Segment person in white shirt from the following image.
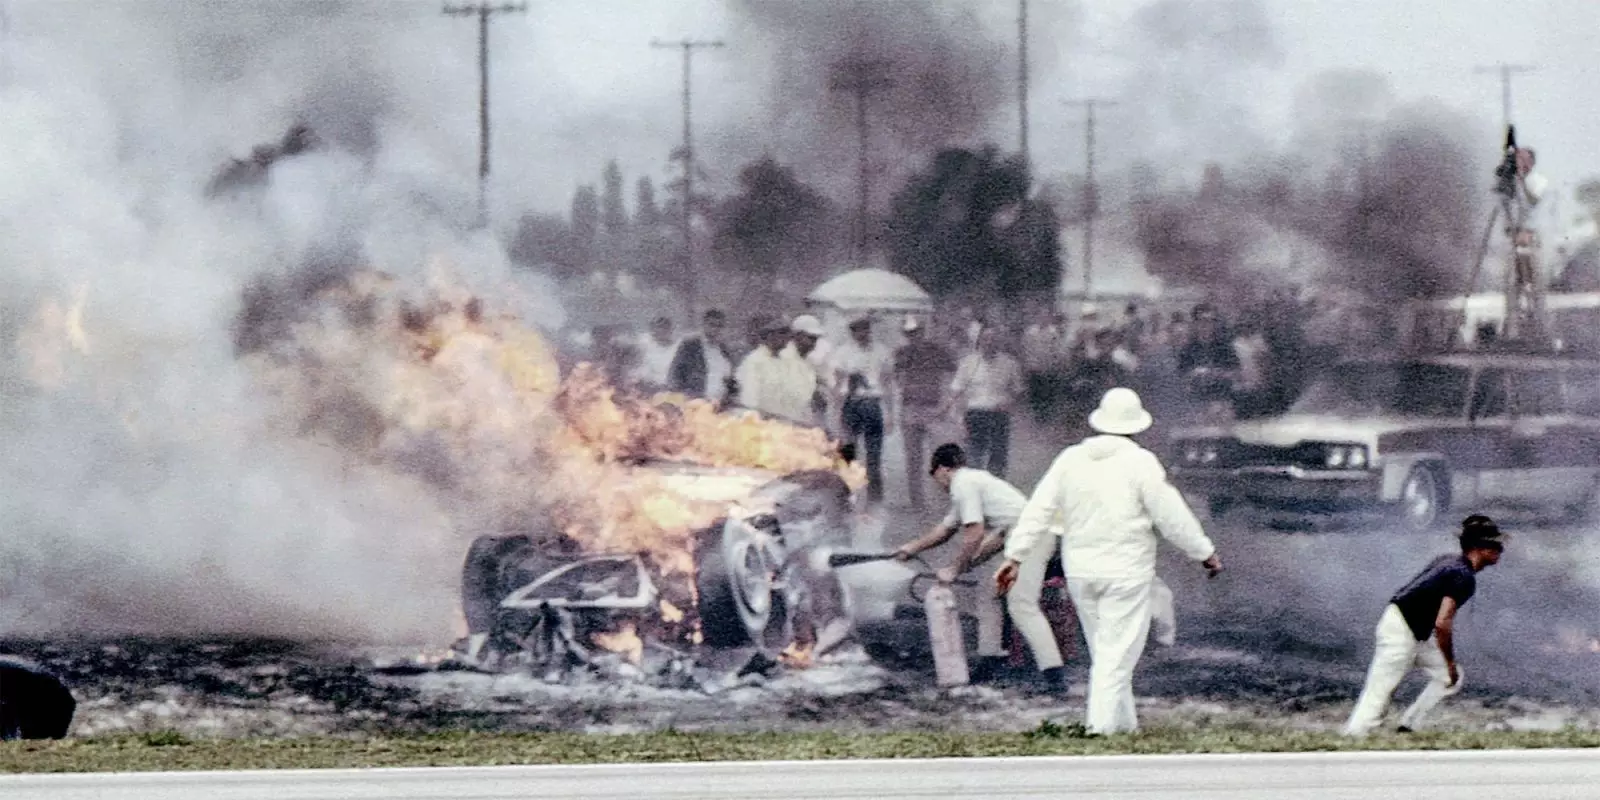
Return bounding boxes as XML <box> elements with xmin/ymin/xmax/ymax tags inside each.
<box><xmin>894</xmin><ymin>443</ymin><xmax>1067</xmax><ymax>690</ymax></box>
<box><xmin>832</xmin><ymin>316</ymin><xmax>896</xmax><ymax>501</ymax></box>
<box><xmin>996</xmin><ymin>388</ymin><xmax>1223</xmax><ymax>735</ymax></box>
<box><xmin>630</xmin><ymin>316</ymin><xmax>680</xmax><ymax>392</ymax></box>
<box><xmin>736</xmin><ymin>318</ymin><xmax>815</xmax><ymax>424</ymax></box>
<box><xmin>946</xmin><ymin>326</ymin><xmax>1025</xmax><ymax>477</ymax></box>
<box><xmin>785</xmin><ymin>315</ymin><xmax>832</xmax><ymax>429</ymax></box>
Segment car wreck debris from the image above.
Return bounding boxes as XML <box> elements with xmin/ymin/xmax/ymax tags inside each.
<box><xmin>205</xmin><ymin>123</ymin><xmax>320</xmax><ymax>198</ymax></box>
<box><xmin>0</xmin><ymin>657</ymin><xmax>75</xmax><ymax>740</ymax></box>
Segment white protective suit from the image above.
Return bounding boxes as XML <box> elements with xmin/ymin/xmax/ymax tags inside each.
<box><xmin>1005</xmin><ymin>434</ymin><xmax>1215</xmax><ymax>734</ymax></box>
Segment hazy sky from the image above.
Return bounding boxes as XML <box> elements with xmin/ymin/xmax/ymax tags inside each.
<box><xmin>475</xmin><ymin>0</ymin><xmax>1599</xmax><ymax>217</ymax></box>
<box><xmin>3</xmin><ymin>0</ymin><xmax>1595</xmax><ymax>222</ymax></box>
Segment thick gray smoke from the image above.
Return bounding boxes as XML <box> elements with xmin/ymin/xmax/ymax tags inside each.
<box><xmin>0</xmin><ymin>1</ymin><xmax>560</xmax><ymax>641</ymax></box>
<box><xmin>1105</xmin><ymin>0</ymin><xmax>1599</xmax><ymax>701</ymax></box>
<box><xmin>725</xmin><ymin>0</ymin><xmax>1022</xmax><ymax>204</ymax></box>
<box><xmin>1108</xmin><ymin>1</ymin><xmax>1489</xmax><ymax>302</ymax></box>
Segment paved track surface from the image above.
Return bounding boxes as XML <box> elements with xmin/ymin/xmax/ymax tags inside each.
<box><xmin>4</xmin><ymin>749</ymin><xmax>1600</xmax><ymax>799</ymax></box>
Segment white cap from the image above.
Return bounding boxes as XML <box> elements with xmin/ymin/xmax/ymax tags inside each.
<box><xmin>1087</xmin><ymin>387</ymin><xmax>1154</xmax><ymax>436</ymax></box>
<box><xmin>791</xmin><ymin>314</ymin><xmax>824</xmax><ymax>337</ymax></box>
<box><xmin>902</xmin><ymin>317</ymin><xmax>922</xmax><ymax>333</ymax></box>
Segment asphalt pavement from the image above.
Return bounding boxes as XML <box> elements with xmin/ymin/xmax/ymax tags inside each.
<box><xmin>5</xmin><ymin>749</ymin><xmax>1600</xmax><ymax>800</ymax></box>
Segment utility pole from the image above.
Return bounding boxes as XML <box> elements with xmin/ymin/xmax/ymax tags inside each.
<box><xmin>1018</xmin><ymin>0</ymin><xmax>1029</xmax><ymax>168</ymax></box>
<box><xmin>0</xmin><ymin>0</ymin><xmax>11</xmax><ymax>87</ymax></box>
<box><xmin>829</xmin><ymin>58</ymin><xmax>893</xmax><ymax>269</ymax></box>
<box><xmin>443</xmin><ymin>1</ymin><xmax>527</xmax><ymax>230</ymax></box>
<box><xmin>652</xmin><ymin>37</ymin><xmax>723</xmax><ymax>317</ymax></box>
<box><xmin>1474</xmin><ymin>63</ymin><xmax>1537</xmax><ymax>132</ymax></box>
<box><xmin>1065</xmin><ymin>98</ymin><xmax>1118</xmax><ymax>297</ymax></box>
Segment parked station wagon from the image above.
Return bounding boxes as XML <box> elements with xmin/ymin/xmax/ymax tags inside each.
<box><xmin>1169</xmin><ymin>352</ymin><xmax>1600</xmax><ymax>529</ymax></box>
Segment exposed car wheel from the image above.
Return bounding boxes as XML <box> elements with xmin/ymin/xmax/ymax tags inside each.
<box><xmin>460</xmin><ymin>534</ymin><xmax>539</xmax><ymax>634</ymax></box>
<box><xmin>0</xmin><ymin>658</ymin><xmax>74</xmax><ymax>740</ymax></box>
<box><xmin>1394</xmin><ymin>465</ymin><xmax>1445</xmax><ymax>532</ymax></box>
<box><xmin>696</xmin><ymin>519</ymin><xmax>779</xmax><ymax>651</ymax></box>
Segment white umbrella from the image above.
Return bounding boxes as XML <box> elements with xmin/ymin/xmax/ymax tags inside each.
<box><xmin>805</xmin><ymin>268</ymin><xmax>934</xmax><ymax>313</ymax></box>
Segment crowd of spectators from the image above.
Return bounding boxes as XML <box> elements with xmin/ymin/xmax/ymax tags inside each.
<box><xmin>558</xmin><ymin>293</ymin><xmax>1315</xmax><ymax>507</ymax></box>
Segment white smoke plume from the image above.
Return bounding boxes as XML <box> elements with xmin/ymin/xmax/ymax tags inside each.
<box><xmin>0</xmin><ymin>1</ymin><xmax>562</xmax><ymax>641</ymax></box>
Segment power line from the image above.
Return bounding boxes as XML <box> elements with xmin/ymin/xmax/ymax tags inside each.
<box><xmin>651</xmin><ymin>37</ymin><xmax>724</xmax><ymax>317</ymax></box>
<box><xmin>1018</xmin><ymin>0</ymin><xmax>1029</xmax><ymax>168</ymax></box>
<box><xmin>1064</xmin><ymin>98</ymin><xmax>1119</xmax><ymax>298</ymax></box>
<box><xmin>1473</xmin><ymin>63</ymin><xmax>1537</xmax><ymax>131</ymax></box>
<box><xmin>829</xmin><ymin>57</ymin><xmax>893</xmax><ymax>269</ymax></box>
<box><xmin>442</xmin><ymin>1</ymin><xmax>528</xmax><ymax>230</ymax></box>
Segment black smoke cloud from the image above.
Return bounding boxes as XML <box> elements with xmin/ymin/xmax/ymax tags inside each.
<box><xmin>1116</xmin><ymin>1</ymin><xmax>1489</xmax><ymax>302</ymax></box>
<box><xmin>726</xmin><ymin>0</ymin><xmax>1025</xmax><ymax>205</ymax></box>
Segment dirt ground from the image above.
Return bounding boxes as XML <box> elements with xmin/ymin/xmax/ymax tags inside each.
<box><xmin>6</xmin><ymin>414</ymin><xmax>1600</xmax><ymax>739</ymax></box>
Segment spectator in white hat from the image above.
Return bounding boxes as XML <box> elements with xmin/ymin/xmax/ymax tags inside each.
<box><xmin>785</xmin><ymin>314</ymin><xmax>832</xmax><ymax>429</ymax></box>
<box><xmin>996</xmin><ymin>387</ymin><xmax>1222</xmax><ymax>735</ymax></box>
<box><xmin>735</xmin><ymin>317</ymin><xmax>815</xmax><ymax>425</ymax></box>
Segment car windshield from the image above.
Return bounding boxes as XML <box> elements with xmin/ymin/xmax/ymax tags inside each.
<box><xmin>1290</xmin><ymin>362</ymin><xmax>1469</xmax><ymax>418</ymax></box>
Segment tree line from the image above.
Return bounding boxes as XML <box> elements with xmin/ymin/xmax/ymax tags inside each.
<box><xmin>509</xmin><ymin>147</ymin><xmax>1064</xmax><ymax>312</ymax></box>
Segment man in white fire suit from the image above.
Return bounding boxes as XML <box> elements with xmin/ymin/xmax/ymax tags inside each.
<box><xmin>996</xmin><ymin>387</ymin><xmax>1222</xmax><ymax>735</ymax></box>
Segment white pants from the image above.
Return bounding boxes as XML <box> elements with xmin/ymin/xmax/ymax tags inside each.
<box><xmin>1343</xmin><ymin>604</ymin><xmax>1462</xmax><ymax>736</ymax></box>
<box><xmin>1068</xmin><ymin>577</ymin><xmax>1154</xmax><ymax>735</ymax></box>
<box><xmin>1003</xmin><ymin>533</ymin><xmax>1066</xmax><ymax>670</ymax></box>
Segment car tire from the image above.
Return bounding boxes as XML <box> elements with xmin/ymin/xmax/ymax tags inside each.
<box><xmin>0</xmin><ymin>658</ymin><xmax>74</xmax><ymax>740</ymax></box>
<box><xmin>695</xmin><ymin>520</ymin><xmax>778</xmax><ymax>651</ymax></box>
<box><xmin>460</xmin><ymin>534</ymin><xmax>537</xmax><ymax>635</ymax></box>
<box><xmin>1393</xmin><ymin>465</ymin><xmax>1445</xmax><ymax>532</ymax></box>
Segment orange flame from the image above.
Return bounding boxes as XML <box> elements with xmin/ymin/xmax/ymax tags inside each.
<box><xmin>592</xmin><ymin>622</ymin><xmax>645</xmax><ymax>666</ymax></box>
<box><xmin>242</xmin><ymin>268</ymin><xmax>862</xmax><ymax>639</ymax></box>
<box><xmin>779</xmin><ymin>641</ymin><xmax>815</xmax><ymax>669</ymax></box>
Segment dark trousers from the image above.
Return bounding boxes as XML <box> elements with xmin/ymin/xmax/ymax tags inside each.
<box><xmin>965</xmin><ymin>409</ymin><xmax>1011</xmax><ymax>477</ymax></box>
<box><xmin>842</xmin><ymin>397</ymin><xmax>885</xmax><ymax>501</ymax></box>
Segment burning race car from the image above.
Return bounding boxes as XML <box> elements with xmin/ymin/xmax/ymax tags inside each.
<box><xmin>457</xmin><ymin>465</ymin><xmax>860</xmax><ymax>676</ymax></box>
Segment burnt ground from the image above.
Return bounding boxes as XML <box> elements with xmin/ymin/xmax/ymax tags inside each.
<box><xmin>7</xmin><ymin>415</ymin><xmax>1600</xmax><ymax>738</ymax></box>
<box><xmin>5</xmin><ymin>508</ymin><xmax>1598</xmax><ymax>740</ymax></box>
<box><xmin>1</xmin><ymin>602</ymin><xmax>1593</xmax><ymax>739</ymax></box>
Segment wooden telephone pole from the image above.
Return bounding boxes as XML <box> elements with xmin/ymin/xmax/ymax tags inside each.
<box><xmin>652</xmin><ymin>38</ymin><xmax>724</xmax><ymax>316</ymax></box>
<box><xmin>442</xmin><ymin>1</ymin><xmax>527</xmax><ymax>229</ymax></box>
<box><xmin>1064</xmin><ymin>98</ymin><xmax>1118</xmax><ymax>297</ymax></box>
<box><xmin>829</xmin><ymin>57</ymin><xmax>893</xmax><ymax>269</ymax></box>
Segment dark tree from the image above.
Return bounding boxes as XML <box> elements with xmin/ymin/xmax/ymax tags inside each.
<box><xmin>711</xmin><ymin>157</ymin><xmax>835</xmax><ymax>285</ymax></box>
<box><xmin>885</xmin><ymin>146</ymin><xmax>1060</xmax><ymax>302</ymax></box>
<box><xmin>508</xmin><ymin>212</ymin><xmax>585</xmax><ymax>281</ymax></box>
<box><xmin>601</xmin><ymin>160</ymin><xmax>627</xmax><ymax>234</ymax></box>
<box><xmin>570</xmin><ymin>184</ymin><xmax>600</xmax><ymax>248</ymax></box>
<box><xmin>635</xmin><ymin>176</ymin><xmax>661</xmax><ymax>227</ymax></box>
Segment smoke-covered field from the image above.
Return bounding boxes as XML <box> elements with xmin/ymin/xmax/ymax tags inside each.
<box><xmin>5</xmin><ymin>517</ymin><xmax>1599</xmax><ymax>740</ymax></box>
<box><xmin>4</xmin><ymin>414</ymin><xmax>1598</xmax><ymax>739</ymax></box>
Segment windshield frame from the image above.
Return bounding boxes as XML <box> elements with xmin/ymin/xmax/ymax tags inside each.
<box><xmin>1289</xmin><ymin>361</ymin><xmax>1471</xmax><ymax>420</ymax></box>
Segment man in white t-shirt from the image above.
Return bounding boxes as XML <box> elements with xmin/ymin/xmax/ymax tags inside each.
<box><xmin>946</xmin><ymin>326</ymin><xmax>1025</xmax><ymax>477</ymax></box>
<box><xmin>894</xmin><ymin>443</ymin><xmax>1065</xmax><ymax>689</ymax></box>
<box><xmin>630</xmin><ymin>316</ymin><xmax>680</xmax><ymax>392</ymax></box>
<box><xmin>831</xmin><ymin>316</ymin><xmax>896</xmax><ymax>501</ymax></box>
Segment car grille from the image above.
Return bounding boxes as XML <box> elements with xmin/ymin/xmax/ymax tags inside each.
<box><xmin>1223</xmin><ymin>441</ymin><xmax>1327</xmax><ymax>469</ymax></box>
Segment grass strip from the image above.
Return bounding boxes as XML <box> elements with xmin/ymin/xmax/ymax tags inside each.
<box><xmin>3</xmin><ymin>724</ymin><xmax>1598</xmax><ymax>774</ymax></box>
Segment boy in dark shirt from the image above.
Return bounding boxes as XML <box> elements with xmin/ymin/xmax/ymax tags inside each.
<box><xmin>1342</xmin><ymin>516</ymin><xmax>1506</xmax><ymax>736</ymax></box>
